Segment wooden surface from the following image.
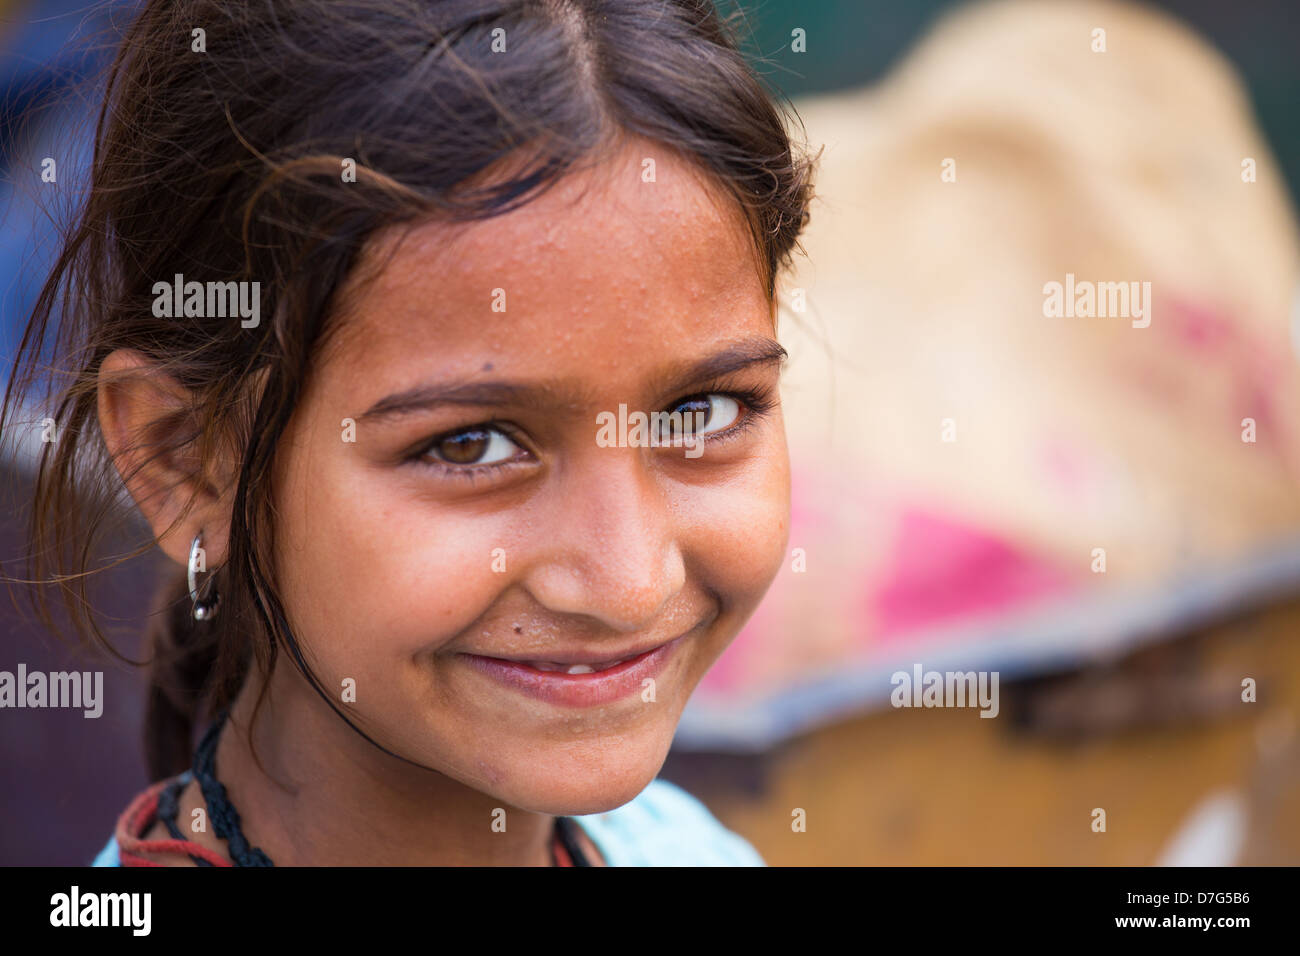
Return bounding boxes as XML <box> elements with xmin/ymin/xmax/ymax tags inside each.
<box><xmin>669</xmin><ymin>599</ymin><xmax>1300</xmax><ymax>865</ymax></box>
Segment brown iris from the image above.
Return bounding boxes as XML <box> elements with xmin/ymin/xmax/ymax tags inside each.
<box><xmin>435</xmin><ymin>428</ymin><xmax>491</xmax><ymax>464</ymax></box>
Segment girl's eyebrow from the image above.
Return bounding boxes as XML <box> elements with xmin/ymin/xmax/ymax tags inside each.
<box><xmin>356</xmin><ymin>336</ymin><xmax>787</xmax><ymax>424</ymax></box>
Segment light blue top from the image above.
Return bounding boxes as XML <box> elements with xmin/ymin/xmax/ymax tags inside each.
<box><xmin>91</xmin><ymin>777</ymin><xmax>764</xmax><ymax>867</ymax></box>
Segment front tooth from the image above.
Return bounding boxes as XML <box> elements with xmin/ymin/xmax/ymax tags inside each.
<box><xmin>566</xmin><ymin>664</ymin><xmax>595</xmax><ymax>675</ymax></box>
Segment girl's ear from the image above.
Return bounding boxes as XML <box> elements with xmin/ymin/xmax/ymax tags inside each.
<box><xmin>97</xmin><ymin>349</ymin><xmax>238</xmax><ymax>569</ymax></box>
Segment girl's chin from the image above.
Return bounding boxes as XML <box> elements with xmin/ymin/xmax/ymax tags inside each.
<box><xmin>475</xmin><ymin>745</ymin><xmax>674</xmax><ymax>817</ymax></box>
<box><xmin>507</xmin><ymin>776</ymin><xmax>662</xmax><ymax>818</ymax></box>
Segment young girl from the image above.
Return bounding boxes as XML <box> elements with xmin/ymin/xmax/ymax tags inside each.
<box><xmin>3</xmin><ymin>0</ymin><xmax>815</xmax><ymax>866</ymax></box>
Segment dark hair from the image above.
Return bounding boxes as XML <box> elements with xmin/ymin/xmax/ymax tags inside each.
<box><xmin>1</xmin><ymin>0</ymin><xmax>817</xmax><ymax>780</ymax></box>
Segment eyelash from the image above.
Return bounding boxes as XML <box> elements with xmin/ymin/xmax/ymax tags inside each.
<box><xmin>408</xmin><ymin>384</ymin><xmax>778</xmax><ymax>481</ymax></box>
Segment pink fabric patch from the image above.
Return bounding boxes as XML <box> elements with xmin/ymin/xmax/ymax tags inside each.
<box><xmin>1166</xmin><ymin>296</ymin><xmax>1234</xmax><ymax>353</ymax></box>
<box><xmin>871</xmin><ymin>508</ymin><xmax>1077</xmax><ymax>643</ymax></box>
<box><xmin>700</xmin><ymin>476</ymin><xmax>1083</xmax><ymax>696</ymax></box>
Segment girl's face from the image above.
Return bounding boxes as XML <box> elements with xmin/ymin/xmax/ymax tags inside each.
<box><xmin>271</xmin><ymin>138</ymin><xmax>790</xmax><ymax>814</ymax></box>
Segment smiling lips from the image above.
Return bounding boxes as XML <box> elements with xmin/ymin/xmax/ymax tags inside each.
<box><xmin>461</xmin><ymin>636</ymin><xmax>684</xmax><ymax>707</ymax></box>
<box><xmin>523</xmin><ymin>657</ymin><xmax>635</xmax><ymax>674</ymax></box>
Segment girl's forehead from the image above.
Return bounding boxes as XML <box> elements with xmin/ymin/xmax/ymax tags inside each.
<box><xmin>374</xmin><ymin>141</ymin><xmax>754</xmax><ymax>295</ymax></box>
<box><xmin>325</xmin><ymin>141</ymin><xmax>770</xmax><ymax>377</ymax></box>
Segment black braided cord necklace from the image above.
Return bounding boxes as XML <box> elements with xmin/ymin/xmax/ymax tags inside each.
<box><xmin>154</xmin><ymin>708</ymin><xmax>590</xmax><ymax>866</ymax></box>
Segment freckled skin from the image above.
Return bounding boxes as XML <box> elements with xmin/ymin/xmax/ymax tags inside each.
<box><xmin>211</xmin><ymin>136</ymin><xmax>790</xmax><ymax>863</ymax></box>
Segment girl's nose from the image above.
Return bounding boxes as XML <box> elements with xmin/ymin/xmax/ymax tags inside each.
<box><xmin>518</xmin><ymin>453</ymin><xmax>687</xmax><ymax>633</ymax></box>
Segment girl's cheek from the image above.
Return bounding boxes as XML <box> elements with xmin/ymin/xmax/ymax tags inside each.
<box><xmin>682</xmin><ymin>439</ymin><xmax>792</xmax><ymax>616</ymax></box>
<box><xmin>272</xmin><ymin>436</ymin><xmax>506</xmax><ymax>663</ymax></box>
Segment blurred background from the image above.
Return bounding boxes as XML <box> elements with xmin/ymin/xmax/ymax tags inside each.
<box><xmin>3</xmin><ymin>0</ymin><xmax>1300</xmax><ymax>865</ymax></box>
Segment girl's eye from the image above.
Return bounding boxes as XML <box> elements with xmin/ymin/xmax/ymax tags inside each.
<box><xmin>422</xmin><ymin>426</ymin><xmax>521</xmax><ymax>466</ymax></box>
<box><xmin>662</xmin><ymin>393</ymin><xmax>742</xmax><ymax>439</ymax></box>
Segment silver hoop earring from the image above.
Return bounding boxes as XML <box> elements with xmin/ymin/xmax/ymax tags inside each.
<box><xmin>187</xmin><ymin>532</ymin><xmax>220</xmax><ymax>622</ymax></box>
